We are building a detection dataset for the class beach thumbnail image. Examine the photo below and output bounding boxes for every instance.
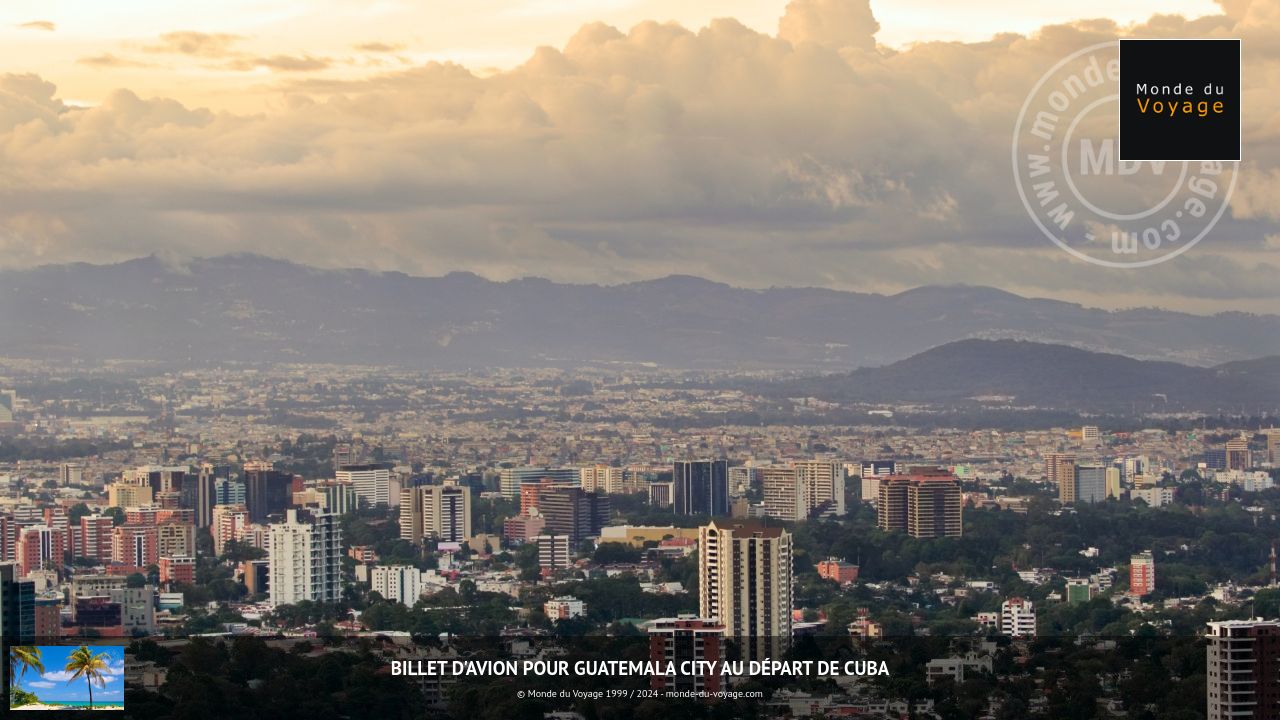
[9,645,125,711]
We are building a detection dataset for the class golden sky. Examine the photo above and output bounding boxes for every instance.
[3,0,1222,110]
[2,0,1278,314]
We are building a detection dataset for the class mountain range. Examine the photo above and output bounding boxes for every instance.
[1,254,1278,370]
[774,339,1280,413]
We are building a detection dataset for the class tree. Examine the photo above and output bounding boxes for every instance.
[9,646,44,689]
[63,646,110,709]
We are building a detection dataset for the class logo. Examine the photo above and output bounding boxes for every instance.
[1012,41,1237,268]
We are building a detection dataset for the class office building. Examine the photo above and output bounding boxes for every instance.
[1130,551,1155,597]
[698,520,793,661]
[674,460,729,516]
[371,565,424,606]
[129,465,190,497]
[156,522,195,559]
[268,509,343,606]
[60,462,84,487]
[295,480,356,516]
[338,463,395,508]
[1045,453,1077,503]
[876,470,963,539]
[648,616,724,694]
[1206,620,1280,720]
[648,481,674,508]
[1226,437,1252,472]
[499,467,580,500]
[1081,425,1101,445]
[1,563,36,644]
[108,482,154,508]
[195,463,233,528]
[540,487,610,544]
[1000,597,1036,637]
[1074,464,1108,504]
[244,461,295,522]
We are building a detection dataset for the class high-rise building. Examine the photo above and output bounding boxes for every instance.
[1045,453,1077,503]
[195,463,233,529]
[60,463,85,487]
[159,555,196,585]
[17,525,64,576]
[876,470,963,538]
[648,616,724,694]
[760,462,846,520]
[1130,551,1155,597]
[337,462,395,508]
[244,461,295,522]
[212,504,252,556]
[107,482,154,508]
[540,487,610,544]
[648,481,674,508]
[111,524,159,569]
[268,509,343,606]
[760,466,809,521]
[674,460,729,516]
[401,481,473,544]
[698,520,792,661]
[79,515,115,563]
[1081,425,1101,445]
[371,565,424,606]
[156,522,195,559]
[1206,620,1280,720]
[1266,430,1280,465]
[1105,467,1123,499]
[0,563,36,646]
[294,480,356,516]
[129,465,190,497]
[499,467,580,500]
[579,465,624,494]
[536,534,572,576]
[1000,597,1036,637]
[1226,436,1251,472]
[1074,464,1108,504]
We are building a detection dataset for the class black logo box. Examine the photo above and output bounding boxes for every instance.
[1119,38,1241,161]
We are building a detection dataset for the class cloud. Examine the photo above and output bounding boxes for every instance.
[144,31,243,58]
[354,42,405,53]
[778,0,879,50]
[77,54,159,69]
[18,21,56,32]
[41,670,76,682]
[27,681,55,688]
[226,55,332,72]
[1,1,1280,312]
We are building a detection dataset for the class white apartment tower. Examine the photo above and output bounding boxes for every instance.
[268,509,343,606]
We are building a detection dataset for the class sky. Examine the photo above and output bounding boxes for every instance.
[13,645,126,704]
[1,0,1278,314]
